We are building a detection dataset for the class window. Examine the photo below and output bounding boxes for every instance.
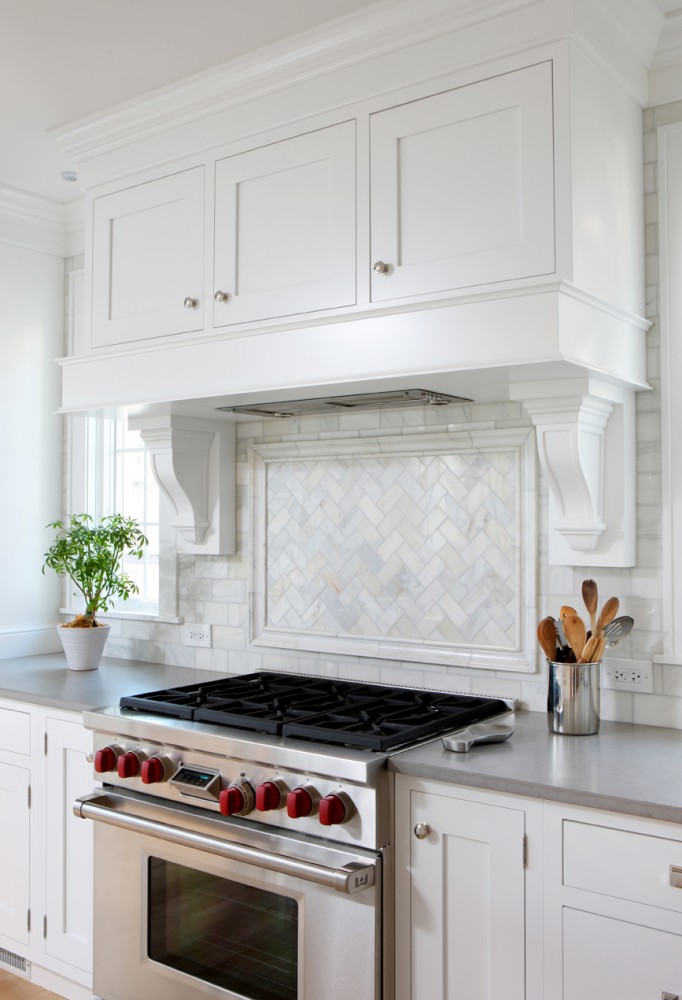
[66,414,164,617]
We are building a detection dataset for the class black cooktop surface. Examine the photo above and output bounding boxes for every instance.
[120,672,509,752]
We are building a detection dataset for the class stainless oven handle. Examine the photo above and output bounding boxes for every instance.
[74,793,375,895]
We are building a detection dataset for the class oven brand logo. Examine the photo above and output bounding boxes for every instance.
[353,871,370,889]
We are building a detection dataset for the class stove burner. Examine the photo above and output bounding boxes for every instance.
[120,672,509,752]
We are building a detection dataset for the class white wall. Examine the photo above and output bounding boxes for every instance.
[0,238,64,656]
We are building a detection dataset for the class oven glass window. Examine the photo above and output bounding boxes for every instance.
[148,858,298,1000]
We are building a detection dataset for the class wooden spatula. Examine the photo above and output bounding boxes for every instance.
[563,614,587,662]
[537,617,558,660]
[582,579,598,635]
[596,596,619,635]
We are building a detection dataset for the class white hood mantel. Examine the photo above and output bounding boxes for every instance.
[56,0,661,567]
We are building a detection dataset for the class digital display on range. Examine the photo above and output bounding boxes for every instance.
[170,766,220,799]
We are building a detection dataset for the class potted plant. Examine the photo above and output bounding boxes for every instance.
[43,513,149,670]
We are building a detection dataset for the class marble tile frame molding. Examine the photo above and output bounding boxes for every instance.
[249,427,537,672]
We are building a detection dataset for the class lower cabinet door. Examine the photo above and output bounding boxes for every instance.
[396,778,526,1000]
[563,908,682,1000]
[43,717,93,974]
[0,762,30,947]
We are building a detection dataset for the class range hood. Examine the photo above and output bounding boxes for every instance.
[215,389,471,418]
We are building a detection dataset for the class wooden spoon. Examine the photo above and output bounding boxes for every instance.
[563,614,587,662]
[559,605,578,621]
[537,617,558,660]
[582,579,598,635]
[596,596,620,635]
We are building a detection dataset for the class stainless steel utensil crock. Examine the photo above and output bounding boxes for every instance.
[547,659,600,735]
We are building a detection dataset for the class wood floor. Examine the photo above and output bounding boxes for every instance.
[0,969,62,999]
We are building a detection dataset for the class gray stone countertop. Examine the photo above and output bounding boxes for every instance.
[389,710,682,825]
[0,652,218,713]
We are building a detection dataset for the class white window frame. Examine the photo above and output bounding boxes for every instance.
[64,412,180,623]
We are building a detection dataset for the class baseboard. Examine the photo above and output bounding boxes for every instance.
[30,963,94,999]
[0,626,61,659]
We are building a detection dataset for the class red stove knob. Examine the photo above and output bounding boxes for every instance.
[256,780,285,812]
[319,793,349,827]
[141,757,166,784]
[94,746,120,773]
[219,781,254,817]
[287,786,318,819]
[118,751,144,779]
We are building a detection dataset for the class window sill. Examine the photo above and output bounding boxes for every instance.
[60,607,183,625]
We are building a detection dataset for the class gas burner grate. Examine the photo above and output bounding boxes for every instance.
[120,673,509,751]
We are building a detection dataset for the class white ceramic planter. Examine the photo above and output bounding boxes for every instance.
[57,623,111,671]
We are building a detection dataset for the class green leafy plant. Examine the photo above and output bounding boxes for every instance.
[43,514,149,627]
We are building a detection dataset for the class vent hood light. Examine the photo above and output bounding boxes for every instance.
[216,388,472,418]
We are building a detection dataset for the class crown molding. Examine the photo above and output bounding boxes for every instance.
[52,0,662,168]
[0,184,73,256]
[649,10,682,105]
[52,0,539,162]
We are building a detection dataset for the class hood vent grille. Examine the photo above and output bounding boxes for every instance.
[216,389,472,418]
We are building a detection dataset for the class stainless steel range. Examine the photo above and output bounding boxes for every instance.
[75,672,510,1000]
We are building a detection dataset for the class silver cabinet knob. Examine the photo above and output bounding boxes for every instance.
[373,260,390,275]
[414,822,432,840]
[214,290,231,303]
[183,297,199,310]
[85,752,94,764]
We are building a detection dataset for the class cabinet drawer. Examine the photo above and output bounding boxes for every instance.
[564,820,682,913]
[0,706,30,755]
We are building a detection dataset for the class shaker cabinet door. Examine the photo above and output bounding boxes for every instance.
[395,778,526,1000]
[563,908,682,1000]
[213,121,356,327]
[0,762,30,947]
[43,717,93,974]
[370,61,555,301]
[91,166,205,347]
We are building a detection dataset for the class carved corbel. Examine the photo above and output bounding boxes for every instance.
[510,379,636,567]
[129,414,236,554]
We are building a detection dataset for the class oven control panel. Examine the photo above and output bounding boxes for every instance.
[91,735,384,848]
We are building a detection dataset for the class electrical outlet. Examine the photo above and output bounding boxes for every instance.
[602,662,653,694]
[184,623,212,648]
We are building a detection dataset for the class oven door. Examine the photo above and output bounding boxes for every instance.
[75,790,382,1000]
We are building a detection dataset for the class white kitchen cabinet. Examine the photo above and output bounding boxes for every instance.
[0,703,31,954]
[369,61,555,303]
[544,803,682,1000]
[395,775,528,1000]
[91,166,205,348]
[213,120,356,326]
[0,699,93,999]
[0,762,30,949]
[41,716,93,978]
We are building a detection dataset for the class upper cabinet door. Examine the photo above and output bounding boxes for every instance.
[370,61,555,302]
[213,121,356,327]
[91,167,205,348]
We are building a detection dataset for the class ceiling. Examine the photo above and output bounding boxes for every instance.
[0,0,680,205]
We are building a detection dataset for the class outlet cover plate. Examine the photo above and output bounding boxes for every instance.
[602,661,653,694]
[184,623,212,648]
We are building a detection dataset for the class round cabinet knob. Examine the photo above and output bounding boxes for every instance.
[141,757,166,784]
[94,746,120,773]
[414,822,432,840]
[118,751,144,779]
[183,296,199,309]
[287,786,318,819]
[256,780,286,812]
[219,781,254,817]
[214,290,231,303]
[373,260,390,275]
[319,793,349,827]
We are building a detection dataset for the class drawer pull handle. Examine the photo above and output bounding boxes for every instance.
[669,865,682,889]
[661,993,679,999]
